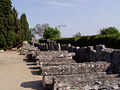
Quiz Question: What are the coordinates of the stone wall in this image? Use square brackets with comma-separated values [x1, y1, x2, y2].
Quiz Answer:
[54, 75, 120, 90]
[61, 44, 71, 50]
[69, 45, 120, 73]
[37, 41, 71, 51]
[21, 43, 120, 90]
[41, 62, 110, 76]
[36, 51, 75, 66]
[69, 45, 117, 63]
[43, 72, 108, 85]
[38, 59, 76, 67]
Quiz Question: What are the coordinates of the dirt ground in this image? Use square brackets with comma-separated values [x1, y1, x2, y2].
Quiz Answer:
[0, 51, 43, 90]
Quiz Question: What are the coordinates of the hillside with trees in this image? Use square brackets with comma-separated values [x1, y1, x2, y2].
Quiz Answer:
[0, 0, 32, 50]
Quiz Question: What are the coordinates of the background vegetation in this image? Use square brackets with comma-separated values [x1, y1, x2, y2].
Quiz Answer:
[43, 27, 60, 39]
[39, 27, 120, 49]
[1, 0, 120, 50]
[0, 0, 32, 50]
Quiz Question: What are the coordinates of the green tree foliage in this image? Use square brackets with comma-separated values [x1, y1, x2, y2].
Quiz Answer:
[39, 34, 120, 49]
[0, 0, 31, 49]
[0, 31, 7, 49]
[0, 0, 14, 31]
[43, 27, 60, 39]
[20, 13, 32, 41]
[73, 32, 81, 37]
[0, 0, 12, 15]
[99, 27, 119, 35]
[12, 7, 21, 34]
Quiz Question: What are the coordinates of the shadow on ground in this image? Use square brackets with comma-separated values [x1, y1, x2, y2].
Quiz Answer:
[31, 70, 41, 75]
[20, 80, 43, 90]
[29, 67, 40, 70]
[22, 58, 44, 90]
[26, 63, 37, 65]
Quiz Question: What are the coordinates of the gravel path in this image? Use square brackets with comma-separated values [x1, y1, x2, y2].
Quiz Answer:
[0, 51, 43, 90]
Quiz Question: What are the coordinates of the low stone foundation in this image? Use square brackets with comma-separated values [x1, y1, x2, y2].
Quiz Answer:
[41, 62, 110, 76]
[21, 43, 120, 90]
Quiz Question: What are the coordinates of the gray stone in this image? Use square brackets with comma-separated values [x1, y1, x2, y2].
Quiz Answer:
[41, 62, 110, 76]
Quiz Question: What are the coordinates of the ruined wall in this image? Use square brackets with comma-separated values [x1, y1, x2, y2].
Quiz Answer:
[41, 62, 110, 76]
[69, 45, 118, 63]
[20, 41, 38, 55]
[54, 75, 120, 90]
[38, 42, 71, 51]
[22, 42, 120, 90]
[68, 44, 120, 73]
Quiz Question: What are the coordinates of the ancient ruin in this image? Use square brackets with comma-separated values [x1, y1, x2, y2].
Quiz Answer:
[21, 42, 120, 90]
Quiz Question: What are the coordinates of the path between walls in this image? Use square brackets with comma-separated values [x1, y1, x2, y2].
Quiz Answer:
[0, 51, 43, 90]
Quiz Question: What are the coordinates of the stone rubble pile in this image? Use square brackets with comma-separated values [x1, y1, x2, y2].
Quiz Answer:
[21, 42, 120, 90]
[20, 41, 38, 55]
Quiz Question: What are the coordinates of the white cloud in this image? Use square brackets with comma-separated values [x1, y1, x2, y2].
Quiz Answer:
[48, 2, 76, 8]
[47, 1, 105, 13]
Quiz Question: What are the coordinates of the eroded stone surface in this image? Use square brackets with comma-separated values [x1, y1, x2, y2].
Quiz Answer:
[41, 62, 110, 76]
[21, 43, 120, 90]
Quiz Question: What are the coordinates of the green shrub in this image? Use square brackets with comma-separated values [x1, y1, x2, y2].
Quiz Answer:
[39, 34, 120, 49]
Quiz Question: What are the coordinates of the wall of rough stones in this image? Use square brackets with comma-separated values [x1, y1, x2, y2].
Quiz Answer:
[53, 76, 120, 90]
[68, 45, 120, 73]
[43, 72, 108, 85]
[38, 42, 71, 51]
[21, 42, 120, 90]
[21, 42, 120, 74]
[41, 62, 110, 76]
[36, 51, 76, 67]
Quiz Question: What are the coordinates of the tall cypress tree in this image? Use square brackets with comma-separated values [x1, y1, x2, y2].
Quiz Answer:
[0, 0, 15, 49]
[0, 0, 14, 31]
[0, 0, 31, 49]
[20, 13, 31, 41]
[12, 7, 21, 34]
[12, 7, 22, 45]
[0, 0, 12, 16]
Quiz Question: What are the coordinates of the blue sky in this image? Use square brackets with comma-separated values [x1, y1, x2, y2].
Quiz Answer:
[12, 0, 120, 37]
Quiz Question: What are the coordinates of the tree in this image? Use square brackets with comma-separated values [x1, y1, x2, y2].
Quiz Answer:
[0, 0, 15, 49]
[30, 23, 49, 38]
[99, 27, 119, 35]
[0, 0, 12, 15]
[20, 13, 32, 41]
[0, 0, 14, 31]
[12, 7, 21, 34]
[0, 0, 31, 49]
[73, 32, 81, 37]
[43, 27, 60, 39]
